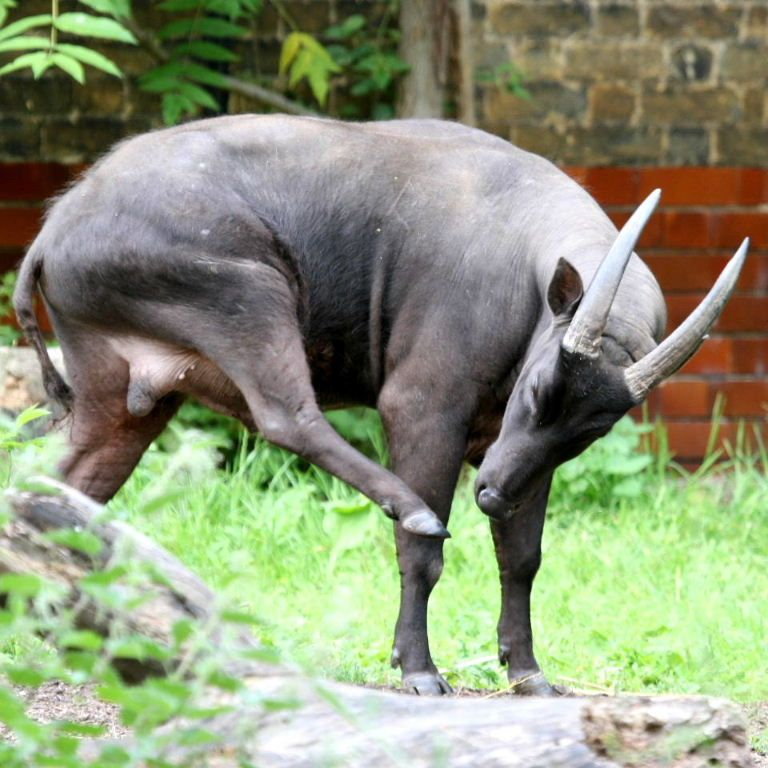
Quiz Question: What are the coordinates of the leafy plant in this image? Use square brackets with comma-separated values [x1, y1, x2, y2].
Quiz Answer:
[141, 0, 262, 124]
[279, 29, 340, 107]
[0, 492, 284, 766]
[551, 416, 655, 509]
[0, 0, 133, 83]
[0, 0, 411, 125]
[476, 61, 530, 100]
[0, 406, 53, 488]
[322, 9, 409, 120]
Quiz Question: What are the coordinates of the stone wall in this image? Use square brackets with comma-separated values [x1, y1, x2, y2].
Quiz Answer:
[477, 0, 767, 166]
[0, 1, 766, 164]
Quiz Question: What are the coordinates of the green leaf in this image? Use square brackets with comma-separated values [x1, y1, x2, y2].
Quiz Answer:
[176, 80, 218, 109]
[14, 405, 49, 427]
[0, 35, 48, 53]
[60, 629, 104, 651]
[56, 43, 123, 77]
[161, 91, 195, 124]
[173, 40, 238, 62]
[156, 0, 204, 11]
[46, 528, 104, 556]
[50, 52, 85, 83]
[59, 722, 106, 737]
[0, 572, 44, 597]
[5, 666, 48, 686]
[0, 14, 52, 43]
[26, 50, 51, 77]
[324, 14, 366, 40]
[171, 618, 195, 645]
[219, 609, 261, 625]
[77, 0, 131, 18]
[0, 1, 17, 28]
[279, 31, 303, 74]
[605, 454, 653, 476]
[180, 61, 228, 87]
[54, 13, 137, 44]
[0, 685, 29, 727]
[108, 636, 172, 662]
[140, 73, 182, 93]
[158, 16, 245, 40]
[308, 66, 332, 104]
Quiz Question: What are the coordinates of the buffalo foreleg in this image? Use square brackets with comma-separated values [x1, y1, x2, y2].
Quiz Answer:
[379, 381, 472, 695]
[490, 476, 562, 696]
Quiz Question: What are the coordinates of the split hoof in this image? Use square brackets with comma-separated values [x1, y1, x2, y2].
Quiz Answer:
[400, 509, 450, 539]
[509, 671, 567, 697]
[403, 672, 453, 696]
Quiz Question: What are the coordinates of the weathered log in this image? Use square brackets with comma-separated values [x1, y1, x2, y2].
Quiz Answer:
[0, 487, 752, 767]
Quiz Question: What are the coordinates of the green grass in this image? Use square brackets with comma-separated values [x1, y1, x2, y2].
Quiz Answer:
[101, 416, 768, 702]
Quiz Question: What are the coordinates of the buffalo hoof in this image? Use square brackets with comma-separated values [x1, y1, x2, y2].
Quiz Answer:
[400, 509, 451, 539]
[402, 672, 453, 696]
[509, 671, 568, 697]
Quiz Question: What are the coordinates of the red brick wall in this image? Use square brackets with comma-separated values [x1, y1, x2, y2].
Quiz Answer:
[1, 164, 767, 463]
[567, 167, 768, 463]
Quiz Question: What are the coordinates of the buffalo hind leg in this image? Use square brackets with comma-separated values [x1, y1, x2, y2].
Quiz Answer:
[171, 277, 448, 539]
[379, 379, 473, 695]
[490, 475, 562, 696]
[61, 393, 182, 503]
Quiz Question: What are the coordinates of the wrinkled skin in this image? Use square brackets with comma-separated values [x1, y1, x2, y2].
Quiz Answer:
[15, 116, 666, 696]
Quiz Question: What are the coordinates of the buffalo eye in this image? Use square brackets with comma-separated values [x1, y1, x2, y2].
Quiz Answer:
[533, 377, 566, 427]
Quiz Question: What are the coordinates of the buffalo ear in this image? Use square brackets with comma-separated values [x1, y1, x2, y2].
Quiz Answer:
[547, 258, 584, 317]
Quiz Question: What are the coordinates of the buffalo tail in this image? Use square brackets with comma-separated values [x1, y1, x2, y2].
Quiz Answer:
[13, 246, 73, 413]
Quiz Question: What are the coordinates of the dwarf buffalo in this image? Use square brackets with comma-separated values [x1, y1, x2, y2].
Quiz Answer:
[15, 116, 747, 695]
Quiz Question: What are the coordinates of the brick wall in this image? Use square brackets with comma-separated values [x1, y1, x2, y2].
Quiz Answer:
[1, 164, 765, 463]
[478, 0, 768, 166]
[0, 0, 766, 462]
[565, 166, 768, 462]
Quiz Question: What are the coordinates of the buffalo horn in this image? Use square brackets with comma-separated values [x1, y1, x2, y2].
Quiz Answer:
[624, 238, 750, 403]
[562, 188, 662, 358]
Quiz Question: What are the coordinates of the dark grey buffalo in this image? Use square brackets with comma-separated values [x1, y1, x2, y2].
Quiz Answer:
[15, 116, 747, 695]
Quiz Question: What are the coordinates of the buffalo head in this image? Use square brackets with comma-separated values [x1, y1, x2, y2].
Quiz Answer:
[476, 190, 749, 520]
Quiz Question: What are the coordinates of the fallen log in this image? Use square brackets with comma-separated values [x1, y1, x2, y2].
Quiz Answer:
[0, 485, 751, 767]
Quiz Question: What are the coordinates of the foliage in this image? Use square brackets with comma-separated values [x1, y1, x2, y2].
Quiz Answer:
[0, 271, 21, 346]
[322, 9, 409, 120]
[1, 407, 763, 762]
[551, 417, 655, 509]
[141, 0, 262, 125]
[108, 412, 768, 700]
[279, 29, 340, 107]
[476, 61, 530, 100]
[0, 406, 51, 487]
[0, 0, 134, 83]
[0, 427, 288, 767]
[0, 0, 411, 125]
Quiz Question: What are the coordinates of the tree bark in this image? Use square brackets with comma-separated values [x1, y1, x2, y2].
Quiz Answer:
[398, 0, 451, 117]
[0, 488, 751, 768]
[453, 0, 476, 126]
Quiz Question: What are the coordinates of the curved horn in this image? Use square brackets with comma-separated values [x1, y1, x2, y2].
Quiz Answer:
[625, 238, 750, 403]
[562, 189, 662, 358]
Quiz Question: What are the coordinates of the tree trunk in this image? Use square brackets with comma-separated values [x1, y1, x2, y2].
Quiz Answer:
[453, 0, 476, 126]
[0, 487, 751, 767]
[398, 0, 451, 117]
